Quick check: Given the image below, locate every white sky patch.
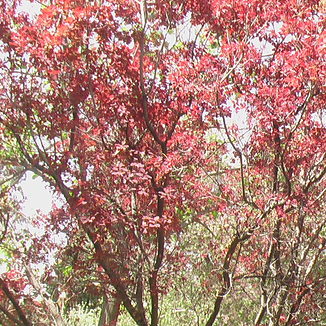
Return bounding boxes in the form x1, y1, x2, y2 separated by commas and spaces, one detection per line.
17, 0, 42, 17
18, 171, 53, 216
250, 36, 274, 57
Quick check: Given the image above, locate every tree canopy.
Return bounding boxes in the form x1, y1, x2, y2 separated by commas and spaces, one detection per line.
0, 0, 325, 325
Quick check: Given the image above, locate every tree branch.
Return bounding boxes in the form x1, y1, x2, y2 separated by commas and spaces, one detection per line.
0, 304, 25, 326
0, 278, 32, 326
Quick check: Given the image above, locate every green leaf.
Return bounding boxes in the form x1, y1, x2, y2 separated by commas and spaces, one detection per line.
63, 265, 73, 276
32, 173, 39, 180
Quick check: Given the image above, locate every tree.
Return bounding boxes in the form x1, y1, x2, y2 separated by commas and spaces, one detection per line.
0, 0, 325, 325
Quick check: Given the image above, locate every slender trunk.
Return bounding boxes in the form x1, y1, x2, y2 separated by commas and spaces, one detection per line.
25, 265, 66, 326
285, 288, 310, 326
271, 288, 288, 326
254, 241, 275, 325
0, 278, 32, 326
0, 304, 25, 326
205, 237, 241, 326
98, 295, 122, 326
150, 192, 165, 326
92, 240, 148, 326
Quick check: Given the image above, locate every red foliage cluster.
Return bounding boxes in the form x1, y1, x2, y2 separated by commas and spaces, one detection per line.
0, 0, 324, 325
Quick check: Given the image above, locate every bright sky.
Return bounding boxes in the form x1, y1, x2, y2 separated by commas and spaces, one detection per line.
18, 0, 42, 16
19, 172, 53, 216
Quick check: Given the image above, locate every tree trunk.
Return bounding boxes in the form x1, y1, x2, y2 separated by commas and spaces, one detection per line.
98, 295, 121, 326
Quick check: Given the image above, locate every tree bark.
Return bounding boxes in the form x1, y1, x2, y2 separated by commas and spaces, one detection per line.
98, 295, 122, 326
0, 278, 32, 326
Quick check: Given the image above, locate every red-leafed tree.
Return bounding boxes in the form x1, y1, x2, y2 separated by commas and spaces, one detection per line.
0, 0, 325, 325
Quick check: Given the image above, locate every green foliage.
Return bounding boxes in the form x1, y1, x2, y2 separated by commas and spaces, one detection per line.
117, 290, 210, 326
64, 304, 101, 326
